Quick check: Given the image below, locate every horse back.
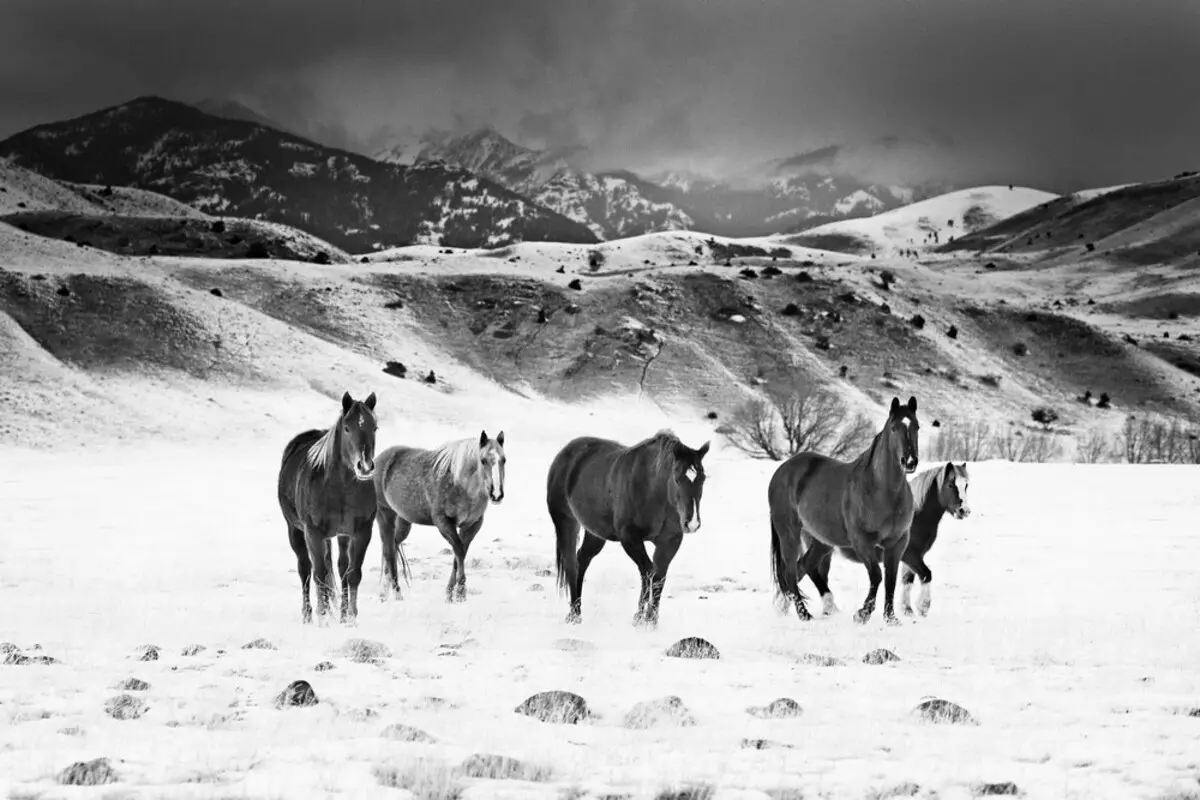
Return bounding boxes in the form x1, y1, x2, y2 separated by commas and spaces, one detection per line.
278, 429, 323, 515
375, 444, 438, 526
546, 436, 626, 539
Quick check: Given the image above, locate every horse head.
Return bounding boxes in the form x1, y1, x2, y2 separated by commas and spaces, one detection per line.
670, 439, 710, 534
479, 430, 506, 505
339, 391, 378, 481
887, 395, 920, 474
940, 461, 971, 519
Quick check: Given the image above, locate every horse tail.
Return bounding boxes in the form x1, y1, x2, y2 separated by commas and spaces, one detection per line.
770, 516, 810, 611
397, 541, 412, 586
769, 517, 790, 608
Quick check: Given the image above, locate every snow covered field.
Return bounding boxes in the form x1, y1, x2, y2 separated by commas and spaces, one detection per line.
2, 413, 1199, 800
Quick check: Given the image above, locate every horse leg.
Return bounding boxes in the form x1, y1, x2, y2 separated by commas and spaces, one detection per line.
344, 520, 373, 624
645, 533, 683, 627
337, 536, 351, 623
617, 535, 655, 626
288, 526, 313, 624
900, 564, 917, 616
800, 539, 838, 616
306, 529, 335, 625
847, 533, 883, 625
903, 551, 934, 616
434, 517, 467, 604
571, 532, 607, 622
453, 518, 485, 602
376, 505, 400, 601
880, 532, 909, 626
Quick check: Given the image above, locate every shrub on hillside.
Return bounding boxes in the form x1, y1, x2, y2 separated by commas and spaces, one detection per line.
1031, 407, 1059, 430
720, 388, 874, 462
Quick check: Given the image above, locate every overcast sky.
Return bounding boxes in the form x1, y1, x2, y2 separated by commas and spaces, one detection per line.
2, 0, 1197, 190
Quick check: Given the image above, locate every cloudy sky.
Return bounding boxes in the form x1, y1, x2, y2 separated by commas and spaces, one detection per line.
2, 0, 1197, 190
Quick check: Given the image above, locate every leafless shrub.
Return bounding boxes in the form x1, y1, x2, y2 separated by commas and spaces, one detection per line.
1119, 414, 1200, 464
721, 388, 874, 461
1076, 427, 1119, 464
926, 419, 994, 461
992, 427, 1064, 463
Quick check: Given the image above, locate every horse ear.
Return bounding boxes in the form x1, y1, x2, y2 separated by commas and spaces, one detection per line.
696, 441, 710, 459
364, 392, 377, 410
496, 431, 505, 447
479, 430, 489, 448
907, 395, 918, 412
889, 397, 900, 415
943, 461, 954, 480
341, 392, 353, 413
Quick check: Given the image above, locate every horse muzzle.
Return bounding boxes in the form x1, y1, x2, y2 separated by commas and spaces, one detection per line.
953, 506, 971, 519
354, 461, 376, 481
489, 490, 505, 505
684, 517, 702, 534
903, 457, 918, 474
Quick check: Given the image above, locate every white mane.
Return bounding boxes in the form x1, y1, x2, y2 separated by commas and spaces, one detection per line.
306, 427, 338, 471
431, 437, 482, 483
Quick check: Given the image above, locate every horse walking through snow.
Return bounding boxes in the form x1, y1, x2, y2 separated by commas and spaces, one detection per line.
276, 391, 378, 625
547, 430, 710, 627
374, 431, 507, 603
768, 396, 920, 626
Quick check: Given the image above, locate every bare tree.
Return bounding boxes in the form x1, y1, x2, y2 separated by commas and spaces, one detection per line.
927, 419, 994, 462
722, 387, 875, 462
1076, 427, 1117, 464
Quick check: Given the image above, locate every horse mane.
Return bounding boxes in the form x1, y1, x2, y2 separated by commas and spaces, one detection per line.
629, 429, 684, 473
306, 423, 340, 473
431, 437, 482, 483
908, 463, 943, 508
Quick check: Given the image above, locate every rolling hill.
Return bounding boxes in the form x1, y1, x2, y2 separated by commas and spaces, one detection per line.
939, 173, 1200, 260
3, 170, 1199, 458
778, 186, 1060, 255
0, 97, 599, 253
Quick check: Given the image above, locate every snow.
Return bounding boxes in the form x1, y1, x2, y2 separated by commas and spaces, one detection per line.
2, 404, 1199, 798
2, 215, 1200, 798
784, 186, 1060, 253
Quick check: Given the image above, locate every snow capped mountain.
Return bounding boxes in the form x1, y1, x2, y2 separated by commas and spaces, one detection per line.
374, 127, 692, 240
0, 97, 598, 251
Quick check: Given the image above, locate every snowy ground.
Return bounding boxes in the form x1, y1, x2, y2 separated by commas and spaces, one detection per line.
2, 416, 1200, 800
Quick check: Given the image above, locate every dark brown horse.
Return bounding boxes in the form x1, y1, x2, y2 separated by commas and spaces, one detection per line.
802, 461, 970, 617
374, 431, 507, 603
547, 430, 710, 627
277, 391, 378, 625
768, 396, 920, 626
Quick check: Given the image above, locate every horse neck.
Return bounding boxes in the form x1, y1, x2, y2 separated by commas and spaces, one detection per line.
855, 427, 904, 493
317, 423, 353, 486
914, 470, 945, 521
454, 447, 488, 499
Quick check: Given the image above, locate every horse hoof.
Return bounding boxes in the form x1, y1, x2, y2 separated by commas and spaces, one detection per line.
903, 606, 915, 617
885, 615, 903, 627
565, 613, 581, 625
853, 611, 871, 625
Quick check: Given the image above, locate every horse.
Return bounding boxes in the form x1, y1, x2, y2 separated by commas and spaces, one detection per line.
374, 430, 506, 603
547, 430, 710, 628
277, 391, 378, 626
800, 461, 970, 617
767, 396, 920, 626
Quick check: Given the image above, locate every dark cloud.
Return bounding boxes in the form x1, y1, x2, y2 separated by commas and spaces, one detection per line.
2, 0, 1198, 190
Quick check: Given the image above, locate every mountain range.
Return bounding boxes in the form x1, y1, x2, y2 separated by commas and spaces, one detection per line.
0, 96, 959, 251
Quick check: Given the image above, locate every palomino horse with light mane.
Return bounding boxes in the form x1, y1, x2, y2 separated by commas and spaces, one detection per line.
277, 391, 378, 625
547, 430, 710, 628
801, 460, 970, 617
768, 396, 920, 626
374, 431, 507, 603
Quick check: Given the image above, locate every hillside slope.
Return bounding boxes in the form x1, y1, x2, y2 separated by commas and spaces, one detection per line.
0, 97, 599, 252
4, 216, 1198, 454
940, 174, 1200, 258
780, 186, 1059, 255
